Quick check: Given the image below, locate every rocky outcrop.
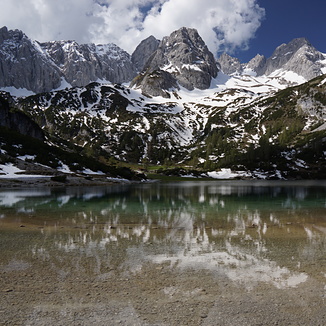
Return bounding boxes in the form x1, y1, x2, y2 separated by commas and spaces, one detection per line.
131, 27, 219, 96
133, 70, 179, 98
131, 35, 160, 72
218, 53, 242, 75
0, 26, 62, 93
245, 54, 266, 76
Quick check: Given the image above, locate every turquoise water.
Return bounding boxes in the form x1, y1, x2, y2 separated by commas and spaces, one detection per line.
0, 180, 325, 287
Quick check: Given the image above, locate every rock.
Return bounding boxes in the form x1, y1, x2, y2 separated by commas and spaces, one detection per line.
131, 35, 160, 72
41, 41, 137, 87
0, 26, 137, 93
0, 26, 62, 93
131, 27, 219, 96
218, 37, 325, 79
263, 38, 325, 79
218, 53, 242, 75
245, 54, 266, 76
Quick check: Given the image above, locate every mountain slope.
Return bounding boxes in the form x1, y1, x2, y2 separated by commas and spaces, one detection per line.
0, 26, 62, 93
11, 74, 326, 179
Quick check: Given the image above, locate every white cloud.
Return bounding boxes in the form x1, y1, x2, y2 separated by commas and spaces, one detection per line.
0, 0, 265, 56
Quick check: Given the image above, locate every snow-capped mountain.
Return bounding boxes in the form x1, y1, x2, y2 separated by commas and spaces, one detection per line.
130, 27, 219, 97
0, 26, 325, 180
0, 26, 136, 93
6, 72, 324, 179
40, 41, 137, 89
218, 37, 326, 82
1, 25, 326, 95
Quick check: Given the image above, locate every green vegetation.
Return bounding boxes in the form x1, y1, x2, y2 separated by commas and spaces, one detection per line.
0, 126, 142, 180
2, 75, 324, 180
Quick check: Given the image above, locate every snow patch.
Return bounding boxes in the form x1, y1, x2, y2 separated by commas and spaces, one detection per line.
207, 169, 250, 179
0, 163, 50, 178
0, 86, 35, 97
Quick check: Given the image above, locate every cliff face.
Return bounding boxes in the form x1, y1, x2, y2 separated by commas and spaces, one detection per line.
131, 35, 160, 72
41, 41, 137, 87
218, 38, 326, 79
263, 38, 325, 80
131, 27, 219, 97
0, 26, 137, 93
0, 27, 62, 93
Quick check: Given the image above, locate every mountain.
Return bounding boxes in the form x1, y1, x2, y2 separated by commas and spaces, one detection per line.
131, 35, 160, 72
0, 26, 136, 93
218, 37, 326, 81
0, 26, 325, 180
0, 26, 62, 93
1, 26, 326, 95
131, 27, 219, 97
4, 73, 323, 179
40, 41, 136, 88
0, 91, 145, 183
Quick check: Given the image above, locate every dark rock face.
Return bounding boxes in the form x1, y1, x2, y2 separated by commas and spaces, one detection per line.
0, 26, 62, 93
131, 35, 160, 72
133, 70, 179, 98
131, 27, 219, 96
0, 94, 44, 140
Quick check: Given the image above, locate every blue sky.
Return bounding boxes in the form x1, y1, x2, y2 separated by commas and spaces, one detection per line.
0, 0, 325, 62
236, 0, 326, 62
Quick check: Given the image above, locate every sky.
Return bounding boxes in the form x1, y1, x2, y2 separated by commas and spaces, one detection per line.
0, 0, 325, 62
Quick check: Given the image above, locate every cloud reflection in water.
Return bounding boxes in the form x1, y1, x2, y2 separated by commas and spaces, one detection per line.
1, 181, 325, 290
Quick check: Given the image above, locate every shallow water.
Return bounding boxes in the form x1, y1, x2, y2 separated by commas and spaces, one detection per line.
0, 180, 326, 325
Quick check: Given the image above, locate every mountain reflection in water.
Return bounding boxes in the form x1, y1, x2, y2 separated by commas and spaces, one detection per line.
0, 180, 325, 290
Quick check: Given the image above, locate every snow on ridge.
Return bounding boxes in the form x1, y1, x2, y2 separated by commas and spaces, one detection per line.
268, 69, 307, 85
0, 86, 35, 97
182, 64, 202, 71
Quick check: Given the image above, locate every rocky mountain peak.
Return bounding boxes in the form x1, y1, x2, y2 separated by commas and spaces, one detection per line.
0, 26, 137, 93
40, 40, 136, 88
218, 53, 242, 75
0, 26, 25, 43
131, 35, 160, 72
0, 26, 62, 93
245, 54, 266, 75
217, 37, 325, 80
131, 27, 219, 97
263, 37, 325, 79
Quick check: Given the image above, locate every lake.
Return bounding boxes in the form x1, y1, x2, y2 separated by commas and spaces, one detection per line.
0, 180, 325, 325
